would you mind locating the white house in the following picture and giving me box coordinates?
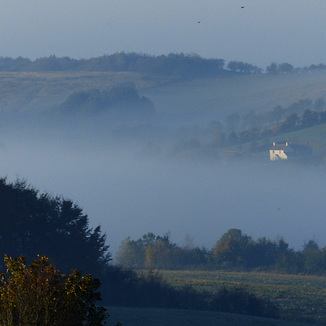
[269,142,293,161]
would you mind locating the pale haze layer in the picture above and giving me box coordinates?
[1,134,326,254]
[0,0,326,67]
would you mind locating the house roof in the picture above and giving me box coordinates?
[270,144,288,150]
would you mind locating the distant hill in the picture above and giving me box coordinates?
[0,54,326,128]
[140,72,326,124]
[1,70,326,122]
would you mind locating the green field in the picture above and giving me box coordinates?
[107,306,313,326]
[272,124,326,157]
[273,124,326,144]
[157,270,326,324]
[108,306,313,326]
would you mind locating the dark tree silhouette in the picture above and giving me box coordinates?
[278,62,294,74]
[266,62,279,74]
[227,61,261,74]
[280,113,299,132]
[212,229,252,267]
[60,84,155,118]
[0,178,111,276]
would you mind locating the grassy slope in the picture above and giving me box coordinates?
[1,70,326,120]
[273,123,326,144]
[271,124,326,157]
[140,71,326,121]
[0,71,153,111]
[108,306,310,326]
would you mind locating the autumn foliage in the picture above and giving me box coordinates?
[0,255,108,326]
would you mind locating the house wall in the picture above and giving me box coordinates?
[270,149,288,160]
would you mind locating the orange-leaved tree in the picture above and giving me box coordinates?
[0,255,108,326]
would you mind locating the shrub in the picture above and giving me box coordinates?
[0,255,108,326]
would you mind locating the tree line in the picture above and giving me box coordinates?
[115,229,326,274]
[0,53,226,77]
[0,53,324,76]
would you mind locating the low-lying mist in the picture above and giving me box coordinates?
[0,117,326,256]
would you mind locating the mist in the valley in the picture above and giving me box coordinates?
[0,112,326,257]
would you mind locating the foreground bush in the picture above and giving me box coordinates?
[0,255,108,326]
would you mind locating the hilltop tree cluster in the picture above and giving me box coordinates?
[59,84,155,118]
[116,229,326,274]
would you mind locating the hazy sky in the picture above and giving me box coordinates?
[1,0,326,67]
[1,1,326,255]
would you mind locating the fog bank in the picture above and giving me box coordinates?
[0,131,325,255]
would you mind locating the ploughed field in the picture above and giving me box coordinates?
[158,270,326,324]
